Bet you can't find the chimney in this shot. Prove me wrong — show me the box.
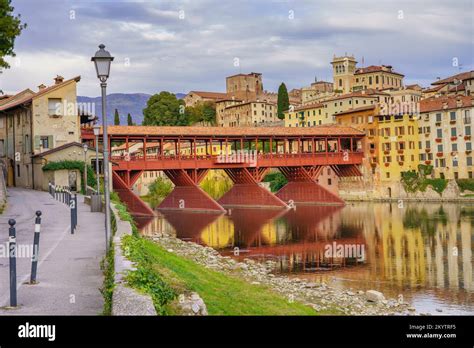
[38,84,46,91]
[54,75,64,84]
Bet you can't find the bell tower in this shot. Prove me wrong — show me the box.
[331,54,357,94]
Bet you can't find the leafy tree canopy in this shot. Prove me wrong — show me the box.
[142,91,188,126]
[0,0,26,71]
[186,101,216,126]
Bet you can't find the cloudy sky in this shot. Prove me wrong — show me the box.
[1,0,473,97]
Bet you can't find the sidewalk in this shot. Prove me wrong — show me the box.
[0,188,105,315]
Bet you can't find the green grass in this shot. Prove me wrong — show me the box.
[123,235,327,316]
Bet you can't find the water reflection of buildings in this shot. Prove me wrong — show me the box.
[137,202,473,312]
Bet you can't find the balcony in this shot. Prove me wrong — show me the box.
[435,138,442,143]
[464,135,471,141]
[397,149,404,154]
[451,136,457,141]
[425,160,432,165]
[425,148,431,153]
[436,152,443,157]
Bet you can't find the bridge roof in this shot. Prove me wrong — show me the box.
[104,125,365,137]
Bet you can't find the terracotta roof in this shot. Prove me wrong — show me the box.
[31,141,99,158]
[448,82,466,92]
[187,91,228,99]
[103,125,365,137]
[293,103,324,112]
[423,84,446,93]
[0,76,80,112]
[0,89,35,107]
[432,71,474,85]
[355,65,404,77]
[334,105,377,116]
[420,95,472,113]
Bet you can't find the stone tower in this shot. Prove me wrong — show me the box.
[331,55,357,94]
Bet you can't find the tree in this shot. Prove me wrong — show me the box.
[147,177,173,208]
[142,91,188,126]
[186,101,216,126]
[0,0,27,71]
[127,113,134,126]
[277,83,289,120]
[114,109,120,125]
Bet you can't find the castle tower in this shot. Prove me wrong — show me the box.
[331,55,357,94]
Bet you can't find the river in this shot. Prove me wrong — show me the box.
[136,202,474,315]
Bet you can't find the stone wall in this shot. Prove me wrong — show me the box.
[110,205,157,315]
[340,179,465,201]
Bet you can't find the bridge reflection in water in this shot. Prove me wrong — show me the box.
[137,202,474,314]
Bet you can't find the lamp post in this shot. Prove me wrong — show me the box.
[93,125,100,193]
[83,143,88,195]
[91,44,114,252]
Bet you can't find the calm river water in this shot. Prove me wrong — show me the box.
[136,202,474,315]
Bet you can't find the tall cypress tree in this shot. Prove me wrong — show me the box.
[114,109,120,125]
[277,83,289,120]
[127,113,133,126]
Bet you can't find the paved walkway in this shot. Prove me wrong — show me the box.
[0,188,105,315]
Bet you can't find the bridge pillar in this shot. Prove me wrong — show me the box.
[276,166,345,205]
[218,168,288,208]
[112,171,156,216]
[159,169,225,212]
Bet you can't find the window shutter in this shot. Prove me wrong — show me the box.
[48,135,54,149]
[34,136,40,150]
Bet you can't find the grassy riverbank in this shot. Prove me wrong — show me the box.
[123,234,322,315]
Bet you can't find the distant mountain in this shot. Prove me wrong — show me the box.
[78,92,186,125]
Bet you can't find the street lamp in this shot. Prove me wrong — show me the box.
[83,143,88,195]
[91,44,114,252]
[93,125,100,193]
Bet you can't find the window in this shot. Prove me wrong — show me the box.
[467,157,473,166]
[375,76,379,84]
[452,143,457,151]
[451,128,457,137]
[453,158,458,167]
[467,142,472,151]
[16,165,20,177]
[40,136,52,149]
[437,129,442,138]
[466,126,471,136]
[464,110,471,123]
[369,76,372,85]
[48,98,62,116]
[437,144,443,152]
[436,113,442,122]
[328,178,332,185]
[426,141,430,148]
[450,111,456,121]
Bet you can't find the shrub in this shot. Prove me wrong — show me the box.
[42,160,95,193]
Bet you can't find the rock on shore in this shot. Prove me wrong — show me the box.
[149,233,416,316]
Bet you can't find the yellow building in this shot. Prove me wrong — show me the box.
[376,113,420,182]
[331,54,404,94]
[285,103,325,127]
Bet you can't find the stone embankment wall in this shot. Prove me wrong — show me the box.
[340,179,470,201]
[110,205,157,315]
